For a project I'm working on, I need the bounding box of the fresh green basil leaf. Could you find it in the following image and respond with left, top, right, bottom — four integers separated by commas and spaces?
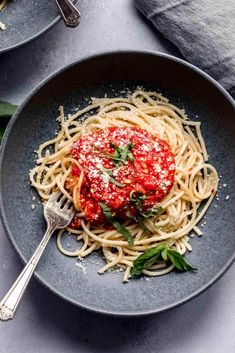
120, 143, 133, 161
93, 144, 124, 164
101, 168, 124, 188
98, 152, 129, 165
161, 248, 168, 261
131, 244, 196, 276
101, 168, 112, 175
0, 101, 17, 118
130, 193, 147, 212
130, 193, 163, 220
109, 176, 124, 188
0, 101, 18, 142
98, 152, 124, 162
127, 152, 134, 161
112, 220, 134, 246
131, 244, 167, 276
139, 206, 164, 219
167, 249, 197, 272
0, 127, 5, 141
167, 252, 184, 271
100, 202, 134, 245
100, 202, 113, 218
109, 142, 133, 165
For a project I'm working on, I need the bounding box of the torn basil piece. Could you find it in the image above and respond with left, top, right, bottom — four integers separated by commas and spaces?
100, 202, 134, 245
131, 244, 196, 276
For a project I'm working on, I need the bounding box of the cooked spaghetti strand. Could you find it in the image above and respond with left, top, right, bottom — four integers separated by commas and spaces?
30, 90, 218, 282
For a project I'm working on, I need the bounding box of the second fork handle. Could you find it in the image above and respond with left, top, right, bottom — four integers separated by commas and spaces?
55, 0, 81, 27
0, 223, 56, 321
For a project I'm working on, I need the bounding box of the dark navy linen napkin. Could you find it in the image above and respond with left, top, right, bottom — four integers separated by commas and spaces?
135, 0, 235, 98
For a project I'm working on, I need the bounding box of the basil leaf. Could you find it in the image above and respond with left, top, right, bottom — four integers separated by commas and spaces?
110, 142, 116, 150
127, 152, 134, 161
130, 193, 163, 220
130, 193, 146, 211
110, 143, 121, 166
97, 143, 134, 166
101, 168, 124, 188
100, 202, 134, 245
113, 149, 120, 159
109, 176, 124, 188
139, 206, 164, 219
131, 193, 164, 220
93, 145, 124, 163
109, 142, 134, 165
161, 248, 168, 261
167, 249, 197, 272
99, 153, 124, 163
100, 202, 113, 218
0, 101, 18, 142
0, 127, 5, 141
131, 244, 167, 276
0, 101, 17, 118
112, 220, 134, 246
167, 252, 184, 271
131, 244, 196, 276
120, 143, 133, 161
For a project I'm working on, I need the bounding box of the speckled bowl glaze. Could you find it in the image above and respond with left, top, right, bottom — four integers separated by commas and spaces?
0, 0, 60, 53
0, 51, 235, 316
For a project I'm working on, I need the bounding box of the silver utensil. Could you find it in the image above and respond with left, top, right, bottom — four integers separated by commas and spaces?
0, 191, 75, 321
55, 0, 81, 28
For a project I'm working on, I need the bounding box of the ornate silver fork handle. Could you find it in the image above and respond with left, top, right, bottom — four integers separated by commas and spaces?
0, 191, 75, 321
0, 223, 57, 321
55, 0, 81, 28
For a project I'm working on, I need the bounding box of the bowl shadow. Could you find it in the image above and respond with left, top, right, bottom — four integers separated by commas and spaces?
28, 275, 220, 351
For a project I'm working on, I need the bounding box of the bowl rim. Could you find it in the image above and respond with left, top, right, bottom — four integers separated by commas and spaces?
0, 0, 79, 54
0, 15, 61, 55
0, 49, 234, 316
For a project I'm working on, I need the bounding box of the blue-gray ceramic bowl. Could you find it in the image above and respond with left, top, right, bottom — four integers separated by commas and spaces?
0, 51, 234, 316
0, 0, 60, 53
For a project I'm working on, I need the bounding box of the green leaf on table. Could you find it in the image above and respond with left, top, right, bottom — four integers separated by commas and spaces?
0, 101, 17, 118
0, 127, 5, 141
0, 101, 18, 142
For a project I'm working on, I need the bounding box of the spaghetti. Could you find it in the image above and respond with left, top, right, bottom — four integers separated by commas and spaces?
30, 90, 218, 282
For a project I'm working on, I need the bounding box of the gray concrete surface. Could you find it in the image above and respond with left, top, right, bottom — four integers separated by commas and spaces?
0, 1, 234, 352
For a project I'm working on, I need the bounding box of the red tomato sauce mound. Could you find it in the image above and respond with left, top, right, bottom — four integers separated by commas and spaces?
67, 126, 175, 227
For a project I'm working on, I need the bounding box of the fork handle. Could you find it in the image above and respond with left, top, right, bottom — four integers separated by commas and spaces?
0, 223, 56, 321
55, 0, 81, 27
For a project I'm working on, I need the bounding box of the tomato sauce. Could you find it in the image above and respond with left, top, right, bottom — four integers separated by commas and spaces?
68, 126, 175, 226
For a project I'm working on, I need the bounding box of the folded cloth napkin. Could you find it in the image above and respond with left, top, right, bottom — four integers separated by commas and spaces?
135, 0, 235, 98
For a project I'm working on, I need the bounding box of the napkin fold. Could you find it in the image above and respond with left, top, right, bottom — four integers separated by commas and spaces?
135, 0, 235, 98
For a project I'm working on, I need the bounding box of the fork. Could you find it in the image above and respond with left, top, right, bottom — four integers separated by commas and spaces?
0, 191, 75, 321
55, 0, 81, 28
